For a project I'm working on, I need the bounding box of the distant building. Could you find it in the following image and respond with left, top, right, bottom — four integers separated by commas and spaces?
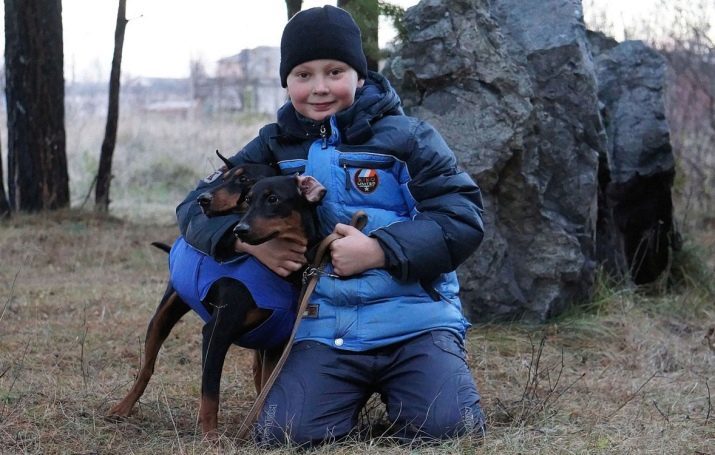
63, 46, 286, 117
194, 46, 286, 115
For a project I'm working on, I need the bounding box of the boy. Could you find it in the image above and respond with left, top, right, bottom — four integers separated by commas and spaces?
177, 5, 486, 447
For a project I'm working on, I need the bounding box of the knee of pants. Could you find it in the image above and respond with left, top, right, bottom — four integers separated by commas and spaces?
252, 341, 355, 448
387, 331, 486, 440
253, 400, 311, 448
252, 405, 290, 449
253, 405, 345, 449
391, 375, 485, 440
429, 398, 485, 439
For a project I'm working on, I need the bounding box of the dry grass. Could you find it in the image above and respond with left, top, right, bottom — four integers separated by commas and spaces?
0, 210, 713, 454
1, 102, 714, 453
62, 106, 271, 224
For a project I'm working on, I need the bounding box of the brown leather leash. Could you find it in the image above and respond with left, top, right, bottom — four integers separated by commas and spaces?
235, 211, 368, 441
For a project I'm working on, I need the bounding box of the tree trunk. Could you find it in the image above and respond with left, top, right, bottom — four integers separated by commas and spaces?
285, 0, 302, 19
4, 0, 68, 211
95, 0, 128, 212
337, 0, 380, 72
0, 142, 10, 218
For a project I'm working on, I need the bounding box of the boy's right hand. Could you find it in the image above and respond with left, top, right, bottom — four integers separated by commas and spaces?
235, 237, 307, 277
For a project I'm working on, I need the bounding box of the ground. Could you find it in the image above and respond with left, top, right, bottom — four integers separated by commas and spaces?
0, 211, 713, 454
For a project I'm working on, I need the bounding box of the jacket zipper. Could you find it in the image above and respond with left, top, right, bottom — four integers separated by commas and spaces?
320, 124, 328, 149
343, 162, 350, 190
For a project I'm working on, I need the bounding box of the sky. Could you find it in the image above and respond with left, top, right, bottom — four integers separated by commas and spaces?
36, 0, 419, 82
0, 0, 710, 82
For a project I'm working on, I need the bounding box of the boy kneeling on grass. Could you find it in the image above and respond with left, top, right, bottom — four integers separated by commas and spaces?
177, 5, 486, 447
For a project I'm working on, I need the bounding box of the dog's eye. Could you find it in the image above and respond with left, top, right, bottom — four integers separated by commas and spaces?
267, 194, 279, 204
239, 176, 248, 183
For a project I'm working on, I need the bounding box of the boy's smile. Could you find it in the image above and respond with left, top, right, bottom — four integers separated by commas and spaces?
310, 101, 335, 112
286, 59, 364, 122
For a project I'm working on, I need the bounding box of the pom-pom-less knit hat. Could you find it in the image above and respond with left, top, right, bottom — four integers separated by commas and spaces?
279, 5, 368, 88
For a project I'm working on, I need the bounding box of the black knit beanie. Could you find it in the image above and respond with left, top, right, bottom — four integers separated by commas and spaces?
279, 5, 368, 88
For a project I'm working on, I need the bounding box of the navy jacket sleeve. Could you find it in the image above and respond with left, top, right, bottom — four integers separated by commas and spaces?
370, 118, 485, 282
176, 128, 275, 258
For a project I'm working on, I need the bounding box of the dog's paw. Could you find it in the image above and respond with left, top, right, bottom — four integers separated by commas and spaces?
106, 402, 134, 420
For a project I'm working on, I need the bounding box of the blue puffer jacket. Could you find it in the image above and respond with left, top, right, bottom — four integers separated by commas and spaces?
177, 72, 485, 350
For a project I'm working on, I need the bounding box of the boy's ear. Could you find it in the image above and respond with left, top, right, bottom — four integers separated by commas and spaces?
295, 174, 327, 203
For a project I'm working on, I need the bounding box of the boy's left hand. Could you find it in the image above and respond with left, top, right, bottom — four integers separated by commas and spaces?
330, 223, 385, 276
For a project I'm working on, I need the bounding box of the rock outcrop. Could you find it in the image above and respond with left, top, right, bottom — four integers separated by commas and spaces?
589, 32, 677, 284
383, 0, 676, 320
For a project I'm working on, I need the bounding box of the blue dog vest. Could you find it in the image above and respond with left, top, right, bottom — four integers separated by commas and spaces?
168, 237, 298, 349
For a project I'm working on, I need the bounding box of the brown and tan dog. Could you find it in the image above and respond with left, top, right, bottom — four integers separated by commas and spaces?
108, 160, 326, 439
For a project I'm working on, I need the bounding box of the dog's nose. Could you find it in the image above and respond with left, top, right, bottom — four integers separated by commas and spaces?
233, 222, 250, 239
197, 192, 212, 212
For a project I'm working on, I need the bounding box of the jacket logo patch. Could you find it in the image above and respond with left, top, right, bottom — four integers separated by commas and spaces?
354, 169, 379, 193
203, 170, 222, 183
303, 304, 319, 318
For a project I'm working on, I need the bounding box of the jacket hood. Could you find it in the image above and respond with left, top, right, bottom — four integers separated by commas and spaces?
275, 71, 403, 144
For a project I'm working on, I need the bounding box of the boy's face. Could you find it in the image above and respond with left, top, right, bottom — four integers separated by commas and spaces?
286, 59, 365, 122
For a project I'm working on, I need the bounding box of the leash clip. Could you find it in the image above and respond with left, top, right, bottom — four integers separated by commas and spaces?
302, 266, 340, 284
302, 267, 318, 284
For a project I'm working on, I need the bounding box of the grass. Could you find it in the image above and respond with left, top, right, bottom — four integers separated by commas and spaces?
61, 106, 272, 224
0, 210, 713, 454
1, 104, 714, 453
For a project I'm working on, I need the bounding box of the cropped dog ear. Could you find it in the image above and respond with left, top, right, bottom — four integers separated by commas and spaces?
295, 174, 326, 203
226, 166, 245, 178
215, 149, 234, 170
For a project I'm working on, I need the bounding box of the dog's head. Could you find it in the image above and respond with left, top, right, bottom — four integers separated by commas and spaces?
197, 155, 277, 217
233, 174, 326, 246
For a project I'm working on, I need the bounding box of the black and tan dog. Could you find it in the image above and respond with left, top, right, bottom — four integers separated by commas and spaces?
108, 159, 326, 438
196, 152, 277, 217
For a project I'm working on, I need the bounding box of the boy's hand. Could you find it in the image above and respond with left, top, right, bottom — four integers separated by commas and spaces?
236, 237, 307, 277
330, 224, 385, 276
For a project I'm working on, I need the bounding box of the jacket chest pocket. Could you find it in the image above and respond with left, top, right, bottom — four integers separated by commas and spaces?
277, 159, 307, 175
338, 156, 409, 214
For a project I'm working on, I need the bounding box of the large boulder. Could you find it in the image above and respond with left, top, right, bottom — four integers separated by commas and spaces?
384, 0, 537, 319
383, 0, 676, 320
589, 32, 677, 284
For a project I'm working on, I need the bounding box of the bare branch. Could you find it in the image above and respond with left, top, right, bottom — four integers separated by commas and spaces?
606, 371, 659, 420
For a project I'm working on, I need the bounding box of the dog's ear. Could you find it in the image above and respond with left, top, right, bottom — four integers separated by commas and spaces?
295, 174, 326, 203
227, 167, 245, 179
215, 149, 234, 170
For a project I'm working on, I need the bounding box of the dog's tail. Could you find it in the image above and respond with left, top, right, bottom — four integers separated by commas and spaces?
150, 242, 172, 254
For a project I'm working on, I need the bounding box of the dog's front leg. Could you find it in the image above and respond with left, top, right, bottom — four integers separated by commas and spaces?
199, 315, 234, 439
109, 285, 189, 418
199, 278, 254, 438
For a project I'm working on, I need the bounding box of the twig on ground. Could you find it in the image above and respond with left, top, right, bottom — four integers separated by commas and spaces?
652, 400, 670, 423
606, 371, 659, 420
80, 304, 89, 390
705, 328, 715, 353
160, 381, 184, 452
500, 334, 581, 425
545, 372, 586, 412
522, 335, 547, 403
0, 364, 11, 380
0, 337, 32, 420
540, 346, 566, 412
705, 378, 712, 423
494, 397, 515, 422
1, 268, 21, 323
